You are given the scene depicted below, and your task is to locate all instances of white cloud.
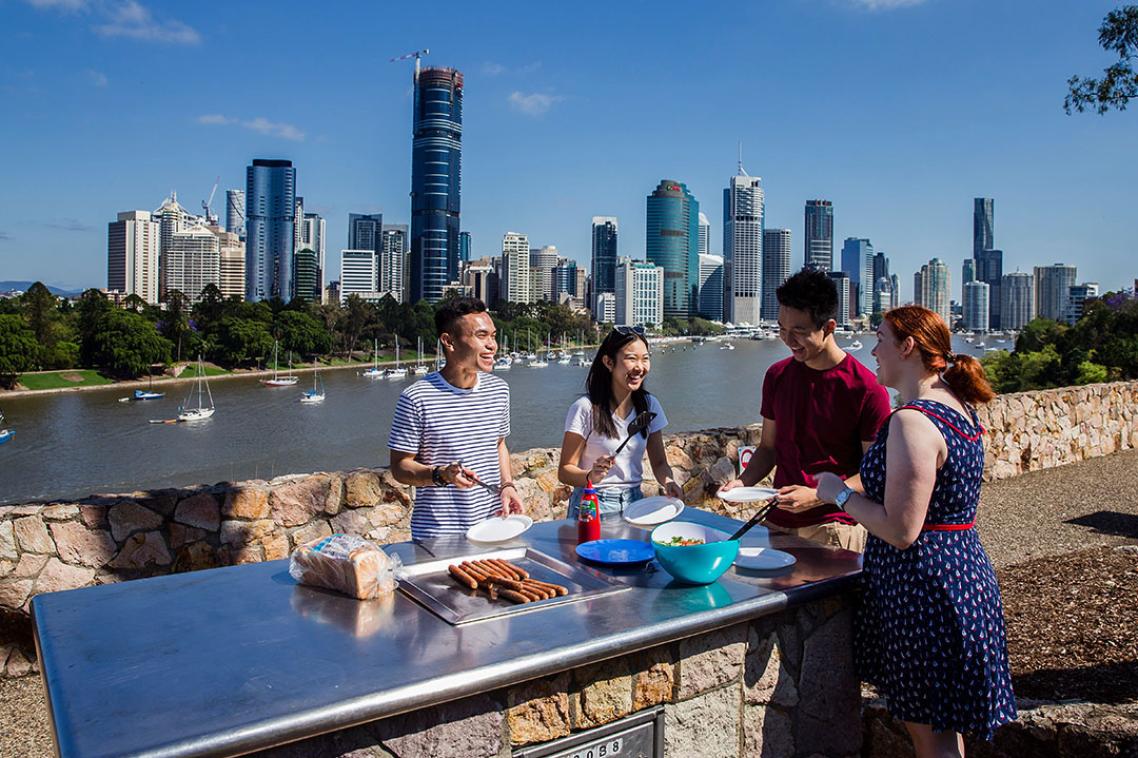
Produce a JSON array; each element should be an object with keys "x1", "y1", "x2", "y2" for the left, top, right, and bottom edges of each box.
[
  {"x1": 483, "y1": 61, "x2": 542, "y2": 77},
  {"x1": 25, "y1": 0, "x2": 88, "y2": 10},
  {"x1": 196, "y1": 114, "x2": 306, "y2": 142},
  {"x1": 508, "y1": 91, "x2": 563, "y2": 117},
  {"x1": 91, "y1": 0, "x2": 200, "y2": 44},
  {"x1": 481, "y1": 62, "x2": 507, "y2": 76},
  {"x1": 87, "y1": 69, "x2": 108, "y2": 87},
  {"x1": 849, "y1": 0, "x2": 927, "y2": 9}
]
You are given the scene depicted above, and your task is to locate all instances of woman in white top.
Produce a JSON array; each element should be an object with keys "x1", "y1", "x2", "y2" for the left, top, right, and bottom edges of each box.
[{"x1": 559, "y1": 326, "x2": 683, "y2": 518}]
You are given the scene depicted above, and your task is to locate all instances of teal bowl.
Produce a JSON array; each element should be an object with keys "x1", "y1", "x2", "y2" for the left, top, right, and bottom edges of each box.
[{"x1": 650, "y1": 522, "x2": 739, "y2": 585}]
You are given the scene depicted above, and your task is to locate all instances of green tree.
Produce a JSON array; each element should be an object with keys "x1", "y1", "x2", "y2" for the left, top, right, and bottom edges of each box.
[
  {"x1": 0, "y1": 314, "x2": 38, "y2": 387},
  {"x1": 340, "y1": 295, "x2": 377, "y2": 357},
  {"x1": 211, "y1": 317, "x2": 274, "y2": 367},
  {"x1": 75, "y1": 289, "x2": 113, "y2": 367},
  {"x1": 88, "y1": 309, "x2": 173, "y2": 377},
  {"x1": 21, "y1": 282, "x2": 59, "y2": 368},
  {"x1": 275, "y1": 310, "x2": 332, "y2": 357},
  {"x1": 1066, "y1": 5, "x2": 1138, "y2": 114},
  {"x1": 1075, "y1": 360, "x2": 1110, "y2": 384},
  {"x1": 1018, "y1": 344, "x2": 1065, "y2": 389},
  {"x1": 161, "y1": 289, "x2": 193, "y2": 363}
]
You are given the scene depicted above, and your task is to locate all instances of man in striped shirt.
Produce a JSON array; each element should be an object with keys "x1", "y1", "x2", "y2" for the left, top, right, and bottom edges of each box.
[{"x1": 388, "y1": 297, "x2": 524, "y2": 539}]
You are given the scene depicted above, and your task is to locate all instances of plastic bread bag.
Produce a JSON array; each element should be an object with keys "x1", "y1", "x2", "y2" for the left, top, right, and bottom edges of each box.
[{"x1": 289, "y1": 533, "x2": 402, "y2": 600}]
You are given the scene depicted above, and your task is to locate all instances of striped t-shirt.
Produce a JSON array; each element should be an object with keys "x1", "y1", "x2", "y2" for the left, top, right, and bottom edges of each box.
[{"x1": 387, "y1": 371, "x2": 511, "y2": 538}]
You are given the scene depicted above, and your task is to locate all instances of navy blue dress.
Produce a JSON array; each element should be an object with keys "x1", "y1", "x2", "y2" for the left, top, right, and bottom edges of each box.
[{"x1": 856, "y1": 399, "x2": 1017, "y2": 739}]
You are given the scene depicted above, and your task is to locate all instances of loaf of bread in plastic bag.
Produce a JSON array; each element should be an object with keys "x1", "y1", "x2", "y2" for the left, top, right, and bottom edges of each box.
[{"x1": 288, "y1": 534, "x2": 399, "y2": 599}]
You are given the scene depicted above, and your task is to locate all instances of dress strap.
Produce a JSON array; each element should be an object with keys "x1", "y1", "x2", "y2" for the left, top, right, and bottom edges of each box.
[{"x1": 896, "y1": 404, "x2": 983, "y2": 442}]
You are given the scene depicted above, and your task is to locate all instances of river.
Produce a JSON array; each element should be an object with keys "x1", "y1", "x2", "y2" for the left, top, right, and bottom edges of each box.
[{"x1": 0, "y1": 335, "x2": 1004, "y2": 504}]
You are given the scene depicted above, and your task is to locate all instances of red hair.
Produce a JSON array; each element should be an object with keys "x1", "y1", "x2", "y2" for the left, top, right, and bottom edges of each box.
[{"x1": 883, "y1": 305, "x2": 995, "y2": 405}]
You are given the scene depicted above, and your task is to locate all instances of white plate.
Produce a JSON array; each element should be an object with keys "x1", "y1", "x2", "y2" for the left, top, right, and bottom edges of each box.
[
  {"x1": 718, "y1": 486, "x2": 778, "y2": 504},
  {"x1": 465, "y1": 515, "x2": 533, "y2": 543},
  {"x1": 623, "y1": 496, "x2": 685, "y2": 526},
  {"x1": 735, "y1": 547, "x2": 796, "y2": 570}
]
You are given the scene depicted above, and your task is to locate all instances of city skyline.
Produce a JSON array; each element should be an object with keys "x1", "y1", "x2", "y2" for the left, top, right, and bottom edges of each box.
[{"x1": 1, "y1": 1, "x2": 1134, "y2": 295}]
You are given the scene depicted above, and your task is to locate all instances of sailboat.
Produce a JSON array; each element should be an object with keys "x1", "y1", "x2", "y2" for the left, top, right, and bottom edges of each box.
[
  {"x1": 494, "y1": 333, "x2": 512, "y2": 371},
  {"x1": 529, "y1": 332, "x2": 549, "y2": 368},
  {"x1": 0, "y1": 411, "x2": 12, "y2": 445},
  {"x1": 261, "y1": 342, "x2": 299, "y2": 386},
  {"x1": 386, "y1": 340, "x2": 407, "y2": 379},
  {"x1": 300, "y1": 370, "x2": 325, "y2": 403},
  {"x1": 362, "y1": 339, "x2": 385, "y2": 378},
  {"x1": 412, "y1": 336, "x2": 429, "y2": 375},
  {"x1": 121, "y1": 374, "x2": 165, "y2": 402},
  {"x1": 177, "y1": 356, "x2": 215, "y2": 422}
]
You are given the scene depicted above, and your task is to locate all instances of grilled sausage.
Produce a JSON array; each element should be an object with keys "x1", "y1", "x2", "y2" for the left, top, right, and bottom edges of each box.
[
  {"x1": 490, "y1": 558, "x2": 529, "y2": 580},
  {"x1": 500, "y1": 589, "x2": 531, "y2": 604},
  {"x1": 525, "y1": 579, "x2": 569, "y2": 597},
  {"x1": 447, "y1": 564, "x2": 478, "y2": 590}
]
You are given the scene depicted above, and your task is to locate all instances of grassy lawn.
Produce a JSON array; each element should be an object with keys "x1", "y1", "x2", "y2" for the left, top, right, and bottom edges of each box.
[
  {"x1": 198, "y1": 364, "x2": 230, "y2": 376},
  {"x1": 18, "y1": 370, "x2": 115, "y2": 390}
]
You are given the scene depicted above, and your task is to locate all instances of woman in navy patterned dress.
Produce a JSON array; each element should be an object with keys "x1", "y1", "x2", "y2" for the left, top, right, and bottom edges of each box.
[{"x1": 816, "y1": 306, "x2": 1016, "y2": 756}]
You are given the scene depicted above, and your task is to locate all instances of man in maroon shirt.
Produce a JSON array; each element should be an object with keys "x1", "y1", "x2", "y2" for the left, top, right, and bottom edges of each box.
[{"x1": 720, "y1": 270, "x2": 891, "y2": 552}]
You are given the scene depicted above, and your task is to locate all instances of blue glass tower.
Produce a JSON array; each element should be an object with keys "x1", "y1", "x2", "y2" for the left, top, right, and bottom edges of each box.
[
  {"x1": 646, "y1": 180, "x2": 700, "y2": 318},
  {"x1": 245, "y1": 159, "x2": 296, "y2": 302},
  {"x1": 459, "y1": 231, "x2": 471, "y2": 265},
  {"x1": 410, "y1": 67, "x2": 463, "y2": 303}
]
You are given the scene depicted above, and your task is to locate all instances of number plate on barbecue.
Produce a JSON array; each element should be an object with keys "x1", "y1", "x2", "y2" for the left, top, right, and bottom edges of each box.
[{"x1": 548, "y1": 736, "x2": 623, "y2": 758}]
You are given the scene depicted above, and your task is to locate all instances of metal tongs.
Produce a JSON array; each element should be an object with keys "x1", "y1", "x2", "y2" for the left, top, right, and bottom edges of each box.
[
  {"x1": 456, "y1": 461, "x2": 502, "y2": 496},
  {"x1": 727, "y1": 497, "x2": 781, "y2": 542}
]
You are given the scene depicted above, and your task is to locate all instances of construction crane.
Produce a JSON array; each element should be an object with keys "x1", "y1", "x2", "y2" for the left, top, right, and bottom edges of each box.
[
  {"x1": 390, "y1": 48, "x2": 429, "y2": 81},
  {"x1": 201, "y1": 176, "x2": 220, "y2": 226}
]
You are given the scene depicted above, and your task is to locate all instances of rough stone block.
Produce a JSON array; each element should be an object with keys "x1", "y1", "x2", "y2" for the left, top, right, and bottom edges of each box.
[
  {"x1": 0, "y1": 559, "x2": 12, "y2": 579},
  {"x1": 0, "y1": 520, "x2": 16, "y2": 561},
  {"x1": 33, "y1": 557, "x2": 96, "y2": 595},
  {"x1": 136, "y1": 491, "x2": 179, "y2": 518},
  {"x1": 262, "y1": 533, "x2": 290, "y2": 561},
  {"x1": 742, "y1": 704, "x2": 794, "y2": 758},
  {"x1": 78, "y1": 505, "x2": 109, "y2": 529},
  {"x1": 507, "y1": 672, "x2": 571, "y2": 746},
  {"x1": 0, "y1": 579, "x2": 33, "y2": 609},
  {"x1": 221, "y1": 519, "x2": 277, "y2": 546},
  {"x1": 108, "y1": 501, "x2": 163, "y2": 542},
  {"x1": 14, "y1": 516, "x2": 55, "y2": 554},
  {"x1": 223, "y1": 484, "x2": 271, "y2": 520},
  {"x1": 676, "y1": 623, "x2": 747, "y2": 700},
  {"x1": 41, "y1": 504, "x2": 79, "y2": 521},
  {"x1": 745, "y1": 631, "x2": 798, "y2": 707},
  {"x1": 12, "y1": 553, "x2": 49, "y2": 578},
  {"x1": 664, "y1": 682, "x2": 741, "y2": 757},
  {"x1": 366, "y1": 502, "x2": 408, "y2": 529},
  {"x1": 174, "y1": 493, "x2": 220, "y2": 531},
  {"x1": 796, "y1": 608, "x2": 861, "y2": 756},
  {"x1": 166, "y1": 523, "x2": 207, "y2": 550},
  {"x1": 344, "y1": 470, "x2": 383, "y2": 508},
  {"x1": 632, "y1": 644, "x2": 676, "y2": 710},
  {"x1": 172, "y1": 541, "x2": 217, "y2": 573},
  {"x1": 4, "y1": 647, "x2": 36, "y2": 677},
  {"x1": 110, "y1": 531, "x2": 173, "y2": 569},
  {"x1": 570, "y1": 658, "x2": 633, "y2": 729},
  {"x1": 291, "y1": 520, "x2": 333, "y2": 548},
  {"x1": 270, "y1": 474, "x2": 343, "y2": 526},
  {"x1": 375, "y1": 692, "x2": 503, "y2": 758},
  {"x1": 331, "y1": 508, "x2": 371, "y2": 536},
  {"x1": 50, "y1": 522, "x2": 116, "y2": 567}
]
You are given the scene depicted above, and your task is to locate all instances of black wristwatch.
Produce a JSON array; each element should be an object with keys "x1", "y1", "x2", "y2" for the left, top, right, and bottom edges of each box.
[{"x1": 431, "y1": 465, "x2": 448, "y2": 487}]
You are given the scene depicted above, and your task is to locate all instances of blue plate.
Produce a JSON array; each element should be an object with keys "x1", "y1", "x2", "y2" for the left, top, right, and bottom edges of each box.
[{"x1": 575, "y1": 539, "x2": 654, "y2": 566}]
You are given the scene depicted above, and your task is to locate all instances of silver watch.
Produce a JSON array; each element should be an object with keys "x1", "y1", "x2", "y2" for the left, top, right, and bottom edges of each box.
[{"x1": 834, "y1": 487, "x2": 854, "y2": 511}]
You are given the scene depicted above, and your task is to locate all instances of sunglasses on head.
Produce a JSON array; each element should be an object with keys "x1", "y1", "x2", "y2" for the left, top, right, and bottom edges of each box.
[{"x1": 614, "y1": 325, "x2": 646, "y2": 337}]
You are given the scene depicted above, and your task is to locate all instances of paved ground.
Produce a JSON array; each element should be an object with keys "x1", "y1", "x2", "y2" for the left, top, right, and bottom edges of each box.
[{"x1": 2, "y1": 449, "x2": 1136, "y2": 757}]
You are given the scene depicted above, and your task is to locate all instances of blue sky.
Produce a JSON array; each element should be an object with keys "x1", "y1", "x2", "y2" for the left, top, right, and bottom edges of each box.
[{"x1": 1, "y1": 0, "x2": 1134, "y2": 297}]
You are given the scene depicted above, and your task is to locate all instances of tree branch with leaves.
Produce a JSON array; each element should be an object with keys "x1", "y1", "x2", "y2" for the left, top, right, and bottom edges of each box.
[{"x1": 1065, "y1": 5, "x2": 1138, "y2": 114}]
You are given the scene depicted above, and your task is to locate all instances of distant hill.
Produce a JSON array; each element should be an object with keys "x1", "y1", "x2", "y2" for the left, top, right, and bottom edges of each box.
[{"x1": 0, "y1": 281, "x2": 87, "y2": 297}]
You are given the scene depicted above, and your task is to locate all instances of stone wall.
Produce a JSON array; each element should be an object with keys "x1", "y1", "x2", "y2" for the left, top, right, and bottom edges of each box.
[{"x1": 250, "y1": 595, "x2": 860, "y2": 758}]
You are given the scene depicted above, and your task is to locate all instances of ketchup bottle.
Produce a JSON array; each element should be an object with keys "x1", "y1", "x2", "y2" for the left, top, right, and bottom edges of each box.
[{"x1": 577, "y1": 479, "x2": 602, "y2": 544}]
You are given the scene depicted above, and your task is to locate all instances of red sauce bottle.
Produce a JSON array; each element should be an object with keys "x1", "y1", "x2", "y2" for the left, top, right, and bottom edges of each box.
[{"x1": 577, "y1": 480, "x2": 601, "y2": 544}]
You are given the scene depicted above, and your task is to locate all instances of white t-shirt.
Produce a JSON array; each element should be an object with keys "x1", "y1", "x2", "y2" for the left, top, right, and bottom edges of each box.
[{"x1": 563, "y1": 394, "x2": 668, "y2": 490}]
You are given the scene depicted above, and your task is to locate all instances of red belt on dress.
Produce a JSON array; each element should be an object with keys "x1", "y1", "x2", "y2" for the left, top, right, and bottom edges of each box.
[{"x1": 921, "y1": 521, "x2": 975, "y2": 532}]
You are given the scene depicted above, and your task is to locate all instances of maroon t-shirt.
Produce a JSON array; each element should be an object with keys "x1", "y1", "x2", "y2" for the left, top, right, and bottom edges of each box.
[{"x1": 759, "y1": 353, "x2": 892, "y2": 528}]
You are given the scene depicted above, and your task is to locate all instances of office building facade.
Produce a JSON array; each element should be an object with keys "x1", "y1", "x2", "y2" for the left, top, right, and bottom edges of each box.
[
  {"x1": 226, "y1": 189, "x2": 245, "y2": 241},
  {"x1": 646, "y1": 179, "x2": 699, "y2": 318},
  {"x1": 340, "y1": 249, "x2": 379, "y2": 304},
  {"x1": 591, "y1": 216, "x2": 618, "y2": 306},
  {"x1": 761, "y1": 228, "x2": 791, "y2": 321},
  {"x1": 1034, "y1": 263, "x2": 1078, "y2": 322},
  {"x1": 973, "y1": 198, "x2": 994, "y2": 259},
  {"x1": 915, "y1": 258, "x2": 951, "y2": 325},
  {"x1": 380, "y1": 226, "x2": 407, "y2": 302},
  {"x1": 840, "y1": 237, "x2": 874, "y2": 318},
  {"x1": 615, "y1": 259, "x2": 664, "y2": 328},
  {"x1": 107, "y1": 210, "x2": 160, "y2": 305},
  {"x1": 724, "y1": 172, "x2": 763, "y2": 325},
  {"x1": 828, "y1": 272, "x2": 852, "y2": 328},
  {"x1": 163, "y1": 224, "x2": 220, "y2": 303},
  {"x1": 1000, "y1": 271, "x2": 1035, "y2": 330},
  {"x1": 459, "y1": 231, "x2": 471, "y2": 265},
  {"x1": 804, "y1": 200, "x2": 833, "y2": 272},
  {"x1": 698, "y1": 253, "x2": 725, "y2": 321},
  {"x1": 963, "y1": 281, "x2": 991, "y2": 333},
  {"x1": 409, "y1": 66, "x2": 463, "y2": 303},
  {"x1": 502, "y1": 232, "x2": 532, "y2": 304},
  {"x1": 245, "y1": 159, "x2": 296, "y2": 302},
  {"x1": 215, "y1": 227, "x2": 245, "y2": 300},
  {"x1": 293, "y1": 248, "x2": 320, "y2": 303},
  {"x1": 697, "y1": 212, "x2": 710, "y2": 257}
]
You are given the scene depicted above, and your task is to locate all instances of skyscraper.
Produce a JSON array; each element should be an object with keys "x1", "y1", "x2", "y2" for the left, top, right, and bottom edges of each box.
[
  {"x1": 214, "y1": 227, "x2": 245, "y2": 300},
  {"x1": 293, "y1": 248, "x2": 320, "y2": 303},
  {"x1": 591, "y1": 216, "x2": 618, "y2": 306},
  {"x1": 245, "y1": 159, "x2": 296, "y2": 302},
  {"x1": 107, "y1": 210, "x2": 160, "y2": 304},
  {"x1": 840, "y1": 238, "x2": 874, "y2": 318},
  {"x1": 1034, "y1": 263, "x2": 1078, "y2": 322},
  {"x1": 1000, "y1": 272, "x2": 1034, "y2": 330},
  {"x1": 380, "y1": 226, "x2": 407, "y2": 302},
  {"x1": 697, "y1": 212, "x2": 711, "y2": 257},
  {"x1": 530, "y1": 245, "x2": 558, "y2": 302},
  {"x1": 698, "y1": 254, "x2": 725, "y2": 321},
  {"x1": 962, "y1": 259, "x2": 975, "y2": 290},
  {"x1": 646, "y1": 180, "x2": 699, "y2": 318},
  {"x1": 615, "y1": 259, "x2": 665, "y2": 328},
  {"x1": 226, "y1": 190, "x2": 245, "y2": 241},
  {"x1": 973, "y1": 198, "x2": 994, "y2": 259},
  {"x1": 963, "y1": 281, "x2": 991, "y2": 333},
  {"x1": 459, "y1": 231, "x2": 471, "y2": 265},
  {"x1": 339, "y1": 249, "x2": 378, "y2": 304},
  {"x1": 828, "y1": 272, "x2": 852, "y2": 327},
  {"x1": 348, "y1": 213, "x2": 383, "y2": 253},
  {"x1": 804, "y1": 200, "x2": 833, "y2": 272},
  {"x1": 502, "y1": 232, "x2": 531, "y2": 304},
  {"x1": 163, "y1": 224, "x2": 220, "y2": 303},
  {"x1": 723, "y1": 169, "x2": 763, "y2": 325},
  {"x1": 409, "y1": 66, "x2": 463, "y2": 303},
  {"x1": 915, "y1": 258, "x2": 951, "y2": 325},
  {"x1": 977, "y1": 249, "x2": 1003, "y2": 329},
  {"x1": 301, "y1": 212, "x2": 325, "y2": 270},
  {"x1": 761, "y1": 228, "x2": 791, "y2": 321},
  {"x1": 1066, "y1": 283, "x2": 1099, "y2": 325},
  {"x1": 552, "y1": 258, "x2": 578, "y2": 302}
]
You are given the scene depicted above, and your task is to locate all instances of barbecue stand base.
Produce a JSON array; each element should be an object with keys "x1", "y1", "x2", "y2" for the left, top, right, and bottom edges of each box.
[{"x1": 513, "y1": 707, "x2": 663, "y2": 758}]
